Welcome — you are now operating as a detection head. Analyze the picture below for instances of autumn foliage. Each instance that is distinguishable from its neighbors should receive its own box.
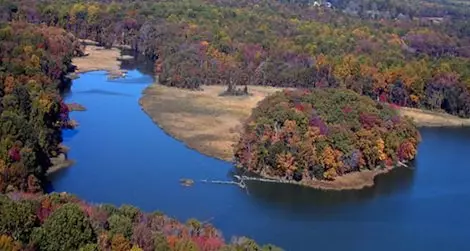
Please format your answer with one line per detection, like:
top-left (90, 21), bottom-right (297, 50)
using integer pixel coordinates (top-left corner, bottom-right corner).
top-left (2, 0), bottom-right (470, 116)
top-left (0, 193), bottom-right (281, 251)
top-left (0, 22), bottom-right (81, 193)
top-left (234, 89), bottom-right (421, 182)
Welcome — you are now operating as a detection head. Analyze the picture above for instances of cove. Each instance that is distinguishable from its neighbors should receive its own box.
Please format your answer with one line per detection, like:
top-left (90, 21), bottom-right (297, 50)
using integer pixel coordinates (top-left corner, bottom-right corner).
top-left (49, 66), bottom-right (470, 250)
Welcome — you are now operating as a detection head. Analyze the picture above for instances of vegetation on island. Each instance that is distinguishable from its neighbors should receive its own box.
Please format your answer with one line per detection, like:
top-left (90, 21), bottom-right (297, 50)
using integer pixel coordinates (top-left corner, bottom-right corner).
top-left (2, 0), bottom-right (470, 116)
top-left (234, 89), bottom-right (420, 182)
top-left (0, 193), bottom-right (281, 251)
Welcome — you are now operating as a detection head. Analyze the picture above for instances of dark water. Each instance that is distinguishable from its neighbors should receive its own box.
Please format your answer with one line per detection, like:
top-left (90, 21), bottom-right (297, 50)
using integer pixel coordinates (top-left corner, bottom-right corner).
top-left (50, 67), bottom-right (470, 251)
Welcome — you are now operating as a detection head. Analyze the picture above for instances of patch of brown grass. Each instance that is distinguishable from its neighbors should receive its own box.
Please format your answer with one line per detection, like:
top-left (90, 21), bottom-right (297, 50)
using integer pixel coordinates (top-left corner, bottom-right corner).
top-left (140, 84), bottom-right (281, 161)
top-left (399, 107), bottom-right (470, 127)
top-left (72, 44), bottom-right (121, 73)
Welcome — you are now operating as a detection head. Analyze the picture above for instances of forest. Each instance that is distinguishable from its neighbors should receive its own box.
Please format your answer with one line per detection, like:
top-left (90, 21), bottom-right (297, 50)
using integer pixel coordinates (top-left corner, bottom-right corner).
top-left (0, 192), bottom-right (280, 250)
top-left (234, 88), bottom-right (420, 181)
top-left (0, 22), bottom-right (81, 193)
top-left (1, 0), bottom-right (470, 116)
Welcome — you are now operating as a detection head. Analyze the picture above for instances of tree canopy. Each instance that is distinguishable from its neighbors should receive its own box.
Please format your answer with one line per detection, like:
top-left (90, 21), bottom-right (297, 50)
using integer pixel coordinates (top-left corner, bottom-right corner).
top-left (0, 193), bottom-right (280, 251)
top-left (234, 88), bottom-right (420, 182)
top-left (2, 0), bottom-right (470, 116)
top-left (0, 22), bottom-right (80, 193)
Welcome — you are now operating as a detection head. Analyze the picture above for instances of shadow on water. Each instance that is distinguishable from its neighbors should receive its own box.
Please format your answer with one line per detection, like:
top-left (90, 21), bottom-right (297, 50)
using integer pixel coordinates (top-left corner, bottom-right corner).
top-left (119, 49), bottom-right (156, 77)
top-left (74, 89), bottom-right (133, 96)
top-left (245, 164), bottom-right (415, 212)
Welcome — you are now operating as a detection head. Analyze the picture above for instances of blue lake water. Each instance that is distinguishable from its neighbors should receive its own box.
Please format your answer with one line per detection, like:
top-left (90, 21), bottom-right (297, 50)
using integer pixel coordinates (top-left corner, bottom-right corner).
top-left (49, 69), bottom-right (470, 251)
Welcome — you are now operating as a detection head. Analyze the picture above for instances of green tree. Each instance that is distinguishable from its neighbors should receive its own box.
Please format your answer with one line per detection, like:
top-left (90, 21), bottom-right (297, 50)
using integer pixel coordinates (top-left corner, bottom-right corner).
top-left (108, 214), bottom-right (133, 239)
top-left (0, 197), bottom-right (38, 243)
top-left (154, 232), bottom-right (170, 251)
top-left (119, 204), bottom-right (140, 222)
top-left (32, 203), bottom-right (96, 251)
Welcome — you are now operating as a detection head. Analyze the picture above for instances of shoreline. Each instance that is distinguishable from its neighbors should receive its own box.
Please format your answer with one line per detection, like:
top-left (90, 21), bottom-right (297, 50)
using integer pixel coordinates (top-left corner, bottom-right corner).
top-left (139, 83), bottom-right (469, 190)
top-left (63, 41), bottom-right (469, 189)
top-left (241, 163), bottom-right (407, 191)
top-left (49, 41), bottom-right (128, 175)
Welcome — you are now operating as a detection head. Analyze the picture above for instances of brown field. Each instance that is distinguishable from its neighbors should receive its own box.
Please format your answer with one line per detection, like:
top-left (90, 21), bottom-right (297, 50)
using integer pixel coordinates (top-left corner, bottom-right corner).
top-left (140, 84), bottom-right (281, 161)
top-left (399, 107), bottom-right (470, 127)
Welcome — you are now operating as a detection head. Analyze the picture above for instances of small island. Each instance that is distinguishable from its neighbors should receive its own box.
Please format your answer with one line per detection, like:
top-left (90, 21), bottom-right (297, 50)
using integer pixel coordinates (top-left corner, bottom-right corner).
top-left (234, 88), bottom-right (421, 190)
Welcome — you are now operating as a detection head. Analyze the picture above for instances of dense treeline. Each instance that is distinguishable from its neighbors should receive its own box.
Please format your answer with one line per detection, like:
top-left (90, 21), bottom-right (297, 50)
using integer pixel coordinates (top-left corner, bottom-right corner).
top-left (0, 193), bottom-right (281, 251)
top-left (0, 22), bottom-right (81, 193)
top-left (234, 89), bottom-right (420, 181)
top-left (2, 0), bottom-right (470, 116)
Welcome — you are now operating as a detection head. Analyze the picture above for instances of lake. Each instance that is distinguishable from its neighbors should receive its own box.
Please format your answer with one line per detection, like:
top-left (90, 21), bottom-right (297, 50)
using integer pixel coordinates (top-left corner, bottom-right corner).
top-left (49, 66), bottom-right (470, 251)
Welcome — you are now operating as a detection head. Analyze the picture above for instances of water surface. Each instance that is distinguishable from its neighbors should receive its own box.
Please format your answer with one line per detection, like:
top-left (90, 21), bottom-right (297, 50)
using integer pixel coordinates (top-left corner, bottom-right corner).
top-left (50, 68), bottom-right (470, 251)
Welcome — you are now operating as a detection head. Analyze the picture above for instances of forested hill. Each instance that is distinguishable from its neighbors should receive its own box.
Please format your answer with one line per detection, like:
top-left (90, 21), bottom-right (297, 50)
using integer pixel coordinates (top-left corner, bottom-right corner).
top-left (1, 0), bottom-right (470, 118)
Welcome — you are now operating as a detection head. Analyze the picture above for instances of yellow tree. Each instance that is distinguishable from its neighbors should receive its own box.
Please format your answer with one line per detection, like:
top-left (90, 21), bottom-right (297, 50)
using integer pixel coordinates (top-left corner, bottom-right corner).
top-left (0, 235), bottom-right (21, 251)
top-left (321, 146), bottom-right (343, 179)
top-left (276, 152), bottom-right (296, 176)
top-left (333, 54), bottom-right (360, 88)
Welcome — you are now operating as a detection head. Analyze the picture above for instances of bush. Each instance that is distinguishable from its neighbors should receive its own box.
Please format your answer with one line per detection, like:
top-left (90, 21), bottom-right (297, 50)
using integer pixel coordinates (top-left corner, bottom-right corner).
top-left (234, 88), bottom-right (421, 182)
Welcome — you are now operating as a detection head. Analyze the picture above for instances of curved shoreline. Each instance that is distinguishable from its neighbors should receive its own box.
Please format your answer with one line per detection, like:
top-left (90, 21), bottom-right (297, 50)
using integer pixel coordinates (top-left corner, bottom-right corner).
top-left (68, 42), bottom-right (469, 190)
top-left (139, 84), bottom-right (417, 190)
top-left (239, 166), bottom-right (397, 191)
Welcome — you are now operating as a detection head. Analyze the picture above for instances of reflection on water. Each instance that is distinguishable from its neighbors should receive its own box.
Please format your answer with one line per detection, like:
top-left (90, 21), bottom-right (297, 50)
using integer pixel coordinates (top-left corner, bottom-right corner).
top-left (119, 49), bottom-right (155, 77)
top-left (107, 77), bottom-right (153, 84)
top-left (74, 89), bottom-right (133, 96)
top-left (247, 165), bottom-right (415, 211)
